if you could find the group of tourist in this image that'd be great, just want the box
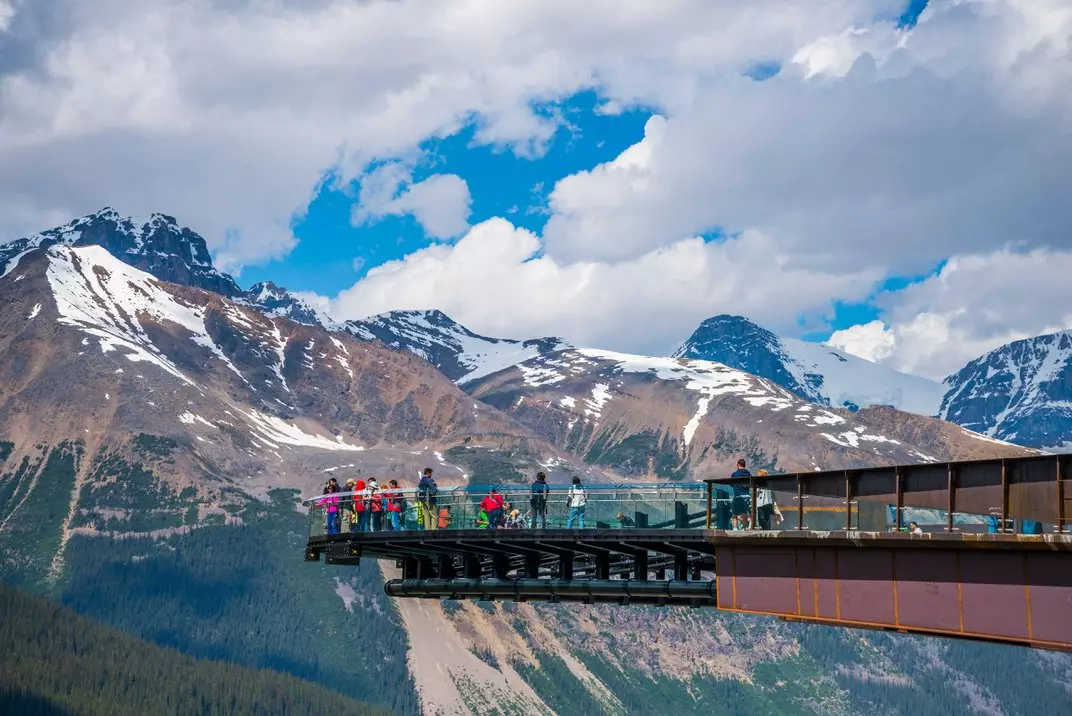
[316,468,588,534]
[317,475,407,535]
[317,459,796,534]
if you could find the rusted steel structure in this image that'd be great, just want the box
[305,453,1072,652]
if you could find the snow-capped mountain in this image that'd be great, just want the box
[465,348,1029,477]
[940,330,1072,449]
[673,315,946,415]
[241,280,338,328]
[344,309,571,384]
[0,208,242,298]
[0,242,593,489]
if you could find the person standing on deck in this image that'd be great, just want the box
[385,480,404,531]
[368,478,384,531]
[480,489,504,529]
[566,476,587,529]
[530,472,549,529]
[417,468,438,530]
[320,478,341,535]
[730,459,751,530]
[754,469,782,530]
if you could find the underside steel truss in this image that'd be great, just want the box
[306,528,1072,652]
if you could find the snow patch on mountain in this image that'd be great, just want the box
[345,309,570,383]
[531,348,907,453]
[239,408,366,452]
[45,245,245,386]
[242,281,338,328]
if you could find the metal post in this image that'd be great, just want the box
[525,553,540,579]
[706,481,713,529]
[635,551,649,581]
[674,553,688,581]
[674,501,688,528]
[947,463,956,533]
[596,553,610,580]
[895,466,904,531]
[1057,455,1065,534]
[796,475,804,530]
[560,552,574,580]
[1001,460,1009,534]
[492,554,509,579]
[750,478,758,530]
[845,470,853,531]
[437,554,456,579]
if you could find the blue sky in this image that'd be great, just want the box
[239,4,943,345]
[242,92,653,297]
[243,70,943,344]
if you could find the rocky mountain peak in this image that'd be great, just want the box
[242,280,336,327]
[673,314,827,404]
[672,314,946,416]
[939,329,1072,449]
[0,208,242,297]
[344,309,572,384]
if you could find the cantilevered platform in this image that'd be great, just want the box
[303,454,1072,651]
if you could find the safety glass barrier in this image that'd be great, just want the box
[305,484,715,535]
[889,507,1059,535]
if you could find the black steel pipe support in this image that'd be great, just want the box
[384,577,717,606]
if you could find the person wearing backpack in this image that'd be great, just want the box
[417,468,438,530]
[530,472,549,529]
[566,476,587,529]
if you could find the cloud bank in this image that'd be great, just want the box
[1,0,1070,374]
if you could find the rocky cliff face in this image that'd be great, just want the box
[940,330,1072,449]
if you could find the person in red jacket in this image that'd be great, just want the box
[368,478,384,531]
[480,489,505,528]
[352,479,368,532]
[385,479,404,531]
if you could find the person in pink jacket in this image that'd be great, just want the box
[318,477,341,534]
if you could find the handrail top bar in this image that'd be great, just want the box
[301,481,710,505]
[703,452,1061,485]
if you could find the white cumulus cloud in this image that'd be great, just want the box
[352,163,471,239]
[331,217,879,354]
[830,247,1072,379]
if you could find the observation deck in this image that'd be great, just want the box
[303,454,1072,652]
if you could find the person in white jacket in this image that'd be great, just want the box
[566,476,587,529]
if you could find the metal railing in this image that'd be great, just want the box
[305,483,720,539]
[304,454,1071,539]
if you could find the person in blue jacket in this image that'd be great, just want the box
[730,458,751,530]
